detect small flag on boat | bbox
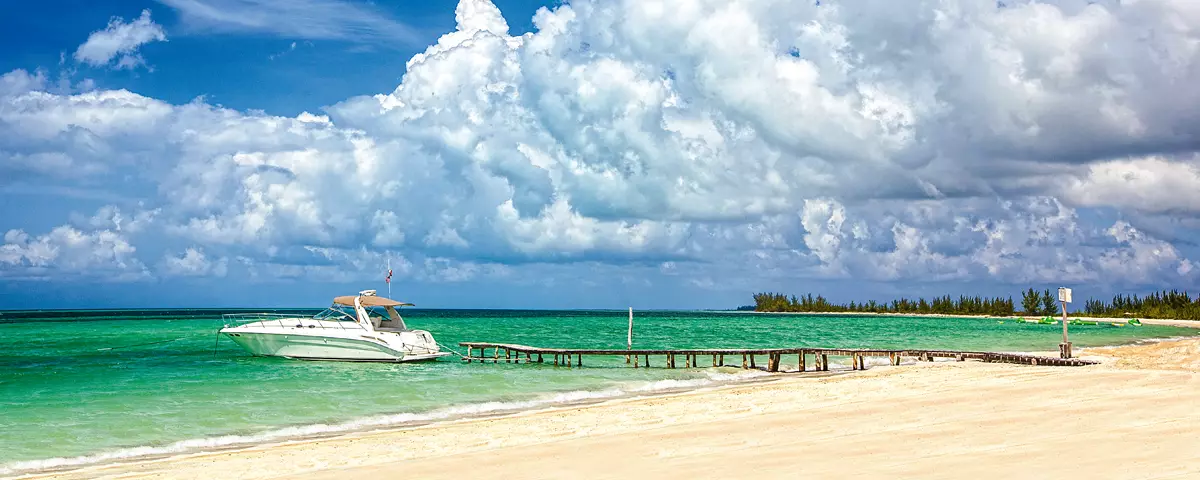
[385,269,392,283]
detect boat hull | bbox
[220,326,452,363]
[224,330,406,361]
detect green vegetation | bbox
[751,288,1200,320]
[750,292,1015,316]
[1081,290,1200,320]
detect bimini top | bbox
[332,292,415,308]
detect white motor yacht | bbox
[218,290,451,362]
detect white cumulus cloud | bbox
[74,9,167,70]
[161,248,228,277]
[3,0,1200,299]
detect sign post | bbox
[1058,287,1072,359]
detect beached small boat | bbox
[218,290,451,363]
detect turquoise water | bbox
[1,309,1194,473]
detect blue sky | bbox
[2,0,1200,310]
[0,0,557,115]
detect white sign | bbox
[1058,287,1072,304]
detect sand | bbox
[21,339,1200,480]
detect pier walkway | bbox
[458,343,1097,372]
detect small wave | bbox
[0,369,769,476]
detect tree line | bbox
[751,288,1200,320]
[750,292,1017,316]
[1080,289,1200,320]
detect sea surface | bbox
[1,308,1195,474]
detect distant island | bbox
[748,289,1200,321]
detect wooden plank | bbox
[454,342,1100,368]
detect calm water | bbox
[1,309,1194,473]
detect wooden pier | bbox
[458,343,1097,372]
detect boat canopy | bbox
[332,294,415,308]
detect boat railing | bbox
[221,313,368,331]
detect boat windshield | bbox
[312,305,397,327]
[314,306,357,322]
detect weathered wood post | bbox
[719,354,724,366]
[712,354,718,367]
[799,352,806,372]
[750,355,756,369]
[821,354,829,371]
[742,354,748,369]
[633,355,639,368]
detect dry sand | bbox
[22,339,1200,480]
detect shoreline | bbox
[11,337,1200,479]
[731,309,1200,328]
[0,369,816,478]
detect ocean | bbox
[1,308,1194,475]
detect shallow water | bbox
[0,309,1192,473]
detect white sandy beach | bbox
[21,337,1200,480]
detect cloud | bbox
[0,70,47,97]
[74,9,168,70]
[0,225,148,281]
[157,0,424,46]
[4,0,1200,298]
[161,248,228,277]
[1064,155,1200,215]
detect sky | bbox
[2,0,1200,310]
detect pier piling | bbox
[456,343,1099,371]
